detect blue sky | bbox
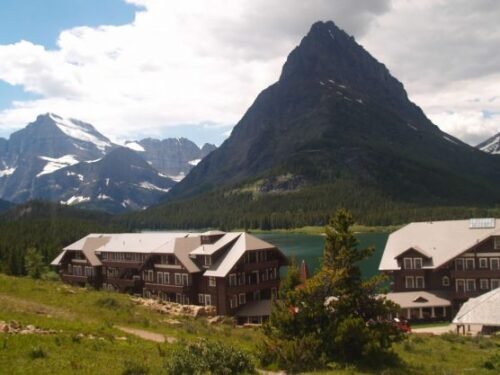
[0,0,137,116]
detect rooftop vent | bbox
[469,218,496,229]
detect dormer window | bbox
[204,256,212,266]
[414,258,423,269]
[403,258,413,269]
[442,276,450,286]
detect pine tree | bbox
[261,209,403,371]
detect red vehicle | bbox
[393,318,412,333]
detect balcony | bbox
[105,277,143,288]
[450,269,500,278]
[144,282,191,293]
[228,279,279,294]
[242,260,280,272]
[61,274,92,284]
[101,260,143,268]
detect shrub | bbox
[29,346,47,359]
[164,339,255,375]
[95,297,122,310]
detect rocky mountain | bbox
[0,113,210,212]
[124,138,216,181]
[33,147,175,213]
[477,133,500,155]
[164,21,500,213]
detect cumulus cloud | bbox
[0,0,389,143]
[0,0,498,146]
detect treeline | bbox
[0,201,125,276]
[122,179,500,230]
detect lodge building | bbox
[51,231,287,320]
[379,218,500,321]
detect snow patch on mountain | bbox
[188,159,201,166]
[167,172,186,182]
[66,171,84,181]
[479,135,500,154]
[0,167,16,178]
[124,141,145,152]
[97,193,113,200]
[48,113,111,151]
[60,195,91,205]
[37,155,80,177]
[139,181,171,192]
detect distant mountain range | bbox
[135,21,500,229]
[477,133,500,155]
[0,113,216,212]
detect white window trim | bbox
[456,279,465,292]
[415,276,425,289]
[413,258,423,269]
[479,258,488,269]
[403,258,413,270]
[466,279,476,292]
[208,276,216,287]
[239,293,246,305]
[405,276,414,289]
[491,279,500,289]
[480,279,489,290]
[442,276,450,287]
[490,258,500,270]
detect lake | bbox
[255,232,389,279]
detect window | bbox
[209,276,216,287]
[403,258,413,269]
[164,272,170,285]
[491,279,500,289]
[237,272,245,286]
[479,258,488,269]
[416,276,425,289]
[455,258,464,271]
[182,274,189,286]
[228,274,237,287]
[491,258,500,270]
[405,276,415,289]
[68,264,72,273]
[253,290,261,301]
[456,279,465,293]
[442,276,450,287]
[480,279,489,290]
[176,293,182,303]
[175,273,182,285]
[494,237,500,250]
[262,270,268,282]
[84,266,94,277]
[414,258,423,269]
[198,294,205,304]
[465,258,475,270]
[229,295,238,309]
[466,279,476,292]
[147,270,153,282]
[157,272,163,284]
[239,293,246,305]
[73,266,82,276]
[204,256,212,266]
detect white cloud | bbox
[0,0,498,146]
[0,0,389,143]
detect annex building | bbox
[51,231,287,320]
[379,218,500,321]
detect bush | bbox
[95,297,122,310]
[41,270,60,281]
[164,339,255,375]
[29,346,47,359]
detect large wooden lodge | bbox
[51,231,287,321]
[380,218,500,321]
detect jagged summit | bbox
[477,132,500,155]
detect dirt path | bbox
[412,324,482,335]
[117,326,176,343]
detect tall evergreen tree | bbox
[262,209,403,372]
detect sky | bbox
[0,0,498,147]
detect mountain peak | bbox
[477,132,500,154]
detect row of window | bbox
[101,252,147,262]
[143,290,190,304]
[67,265,94,277]
[404,276,425,289]
[456,278,500,292]
[228,268,278,287]
[455,257,500,271]
[403,258,423,270]
[142,270,191,286]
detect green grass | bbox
[1,274,500,374]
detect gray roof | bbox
[453,287,500,326]
[190,232,241,255]
[380,220,500,271]
[384,290,451,308]
[204,233,283,278]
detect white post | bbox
[431,307,436,318]
[406,308,411,320]
[419,308,423,319]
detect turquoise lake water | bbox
[255,232,389,279]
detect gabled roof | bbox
[379,220,500,271]
[190,232,241,255]
[453,287,500,326]
[174,237,202,273]
[394,246,432,259]
[385,290,451,309]
[204,233,284,278]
